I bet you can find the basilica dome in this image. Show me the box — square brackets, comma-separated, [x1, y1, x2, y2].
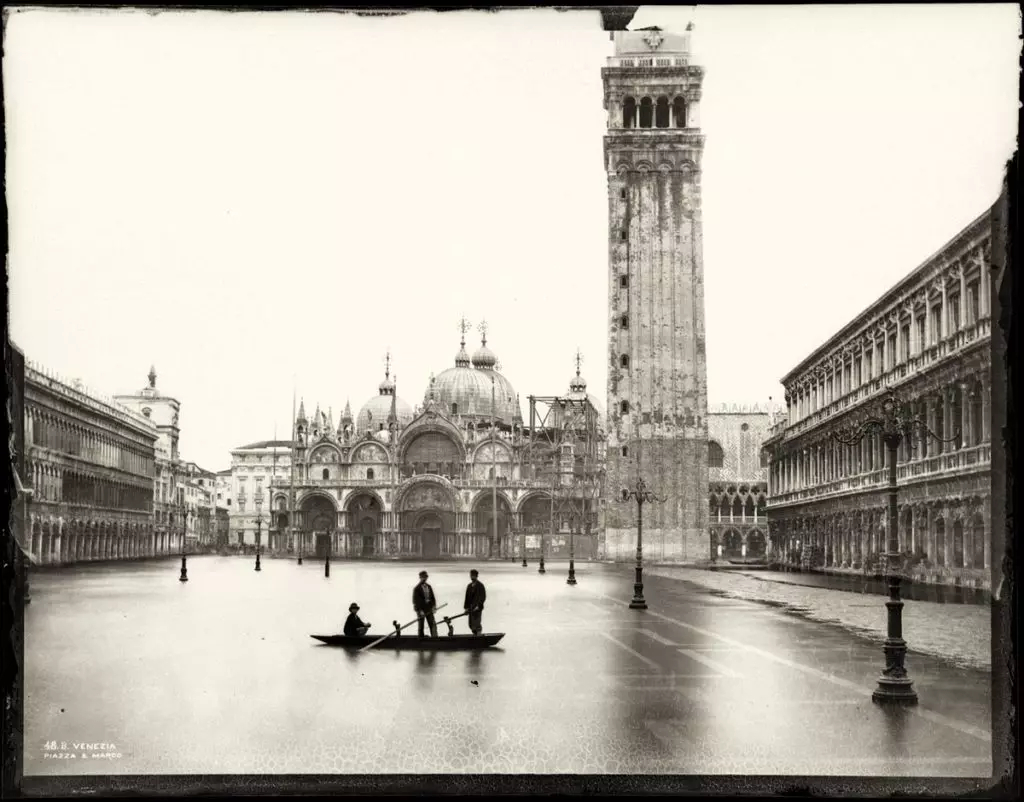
[357, 365, 413, 435]
[430, 332, 521, 425]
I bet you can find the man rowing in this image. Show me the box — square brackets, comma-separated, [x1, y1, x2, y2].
[412, 570, 439, 638]
[343, 603, 371, 636]
[464, 569, 486, 635]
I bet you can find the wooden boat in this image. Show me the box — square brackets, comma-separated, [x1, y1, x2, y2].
[311, 633, 504, 650]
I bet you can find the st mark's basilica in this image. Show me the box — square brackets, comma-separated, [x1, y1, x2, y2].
[264, 321, 606, 562]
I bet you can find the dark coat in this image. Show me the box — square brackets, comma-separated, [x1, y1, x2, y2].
[344, 612, 369, 636]
[464, 580, 486, 611]
[412, 582, 437, 613]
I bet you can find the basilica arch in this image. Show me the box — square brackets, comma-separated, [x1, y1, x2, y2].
[345, 490, 384, 557]
[472, 490, 512, 555]
[398, 421, 466, 479]
[396, 477, 457, 559]
[299, 492, 338, 559]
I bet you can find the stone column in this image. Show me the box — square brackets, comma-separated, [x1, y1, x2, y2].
[981, 379, 991, 442]
[925, 300, 933, 347]
[940, 282, 949, 339]
[960, 383, 971, 449]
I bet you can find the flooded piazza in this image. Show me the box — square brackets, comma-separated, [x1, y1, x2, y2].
[23, 557, 992, 779]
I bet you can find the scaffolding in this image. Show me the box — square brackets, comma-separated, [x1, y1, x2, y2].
[523, 395, 604, 554]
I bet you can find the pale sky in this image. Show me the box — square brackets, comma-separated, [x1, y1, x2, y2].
[6, 5, 1019, 471]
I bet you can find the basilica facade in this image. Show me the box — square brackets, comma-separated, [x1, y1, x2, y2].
[267, 327, 605, 561]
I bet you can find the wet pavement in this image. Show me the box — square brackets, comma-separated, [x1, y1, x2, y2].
[646, 566, 992, 671]
[24, 558, 992, 777]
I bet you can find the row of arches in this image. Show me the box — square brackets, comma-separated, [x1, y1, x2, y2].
[28, 459, 153, 512]
[28, 514, 177, 565]
[622, 95, 688, 129]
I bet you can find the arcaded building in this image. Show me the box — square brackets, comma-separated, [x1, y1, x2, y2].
[764, 204, 995, 589]
[23, 362, 161, 565]
[602, 25, 710, 564]
[707, 405, 770, 561]
[266, 328, 604, 561]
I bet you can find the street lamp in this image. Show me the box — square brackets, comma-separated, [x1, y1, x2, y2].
[324, 528, 331, 578]
[254, 492, 265, 573]
[620, 477, 664, 610]
[567, 517, 578, 586]
[179, 507, 191, 582]
[521, 528, 528, 567]
[832, 387, 957, 706]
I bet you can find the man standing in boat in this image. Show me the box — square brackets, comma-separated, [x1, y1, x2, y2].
[343, 603, 371, 636]
[412, 570, 439, 638]
[464, 569, 486, 635]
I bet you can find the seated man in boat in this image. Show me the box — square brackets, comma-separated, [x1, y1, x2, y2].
[464, 569, 486, 635]
[343, 603, 371, 637]
[412, 571, 439, 638]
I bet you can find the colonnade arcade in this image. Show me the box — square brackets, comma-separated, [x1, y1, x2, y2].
[28, 514, 174, 566]
[770, 493, 989, 587]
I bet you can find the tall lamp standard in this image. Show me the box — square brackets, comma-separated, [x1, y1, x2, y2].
[325, 528, 331, 578]
[179, 507, 192, 583]
[831, 388, 956, 706]
[254, 491, 265, 573]
[620, 478, 664, 610]
[566, 515, 578, 586]
[521, 528, 528, 567]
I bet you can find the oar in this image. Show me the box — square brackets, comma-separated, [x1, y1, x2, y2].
[360, 603, 449, 652]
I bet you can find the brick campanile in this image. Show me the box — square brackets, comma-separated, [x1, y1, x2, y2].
[602, 26, 709, 564]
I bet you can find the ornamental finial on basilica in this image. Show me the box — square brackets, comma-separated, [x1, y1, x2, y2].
[341, 399, 353, 425]
[472, 319, 498, 370]
[297, 398, 307, 426]
[326, 406, 335, 434]
[569, 349, 588, 395]
[379, 351, 395, 395]
[148, 365, 157, 389]
[455, 317, 472, 367]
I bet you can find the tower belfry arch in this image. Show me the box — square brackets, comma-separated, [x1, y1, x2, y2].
[602, 23, 709, 562]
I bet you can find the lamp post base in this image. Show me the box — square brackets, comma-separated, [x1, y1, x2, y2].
[179, 555, 188, 583]
[297, 555, 303, 565]
[567, 559, 577, 585]
[325, 557, 330, 578]
[254, 552, 262, 572]
[872, 678, 918, 705]
[628, 595, 647, 610]
[538, 556, 545, 574]
[521, 558, 528, 567]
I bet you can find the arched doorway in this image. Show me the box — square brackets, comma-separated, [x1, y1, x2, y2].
[301, 495, 337, 559]
[723, 529, 742, 559]
[747, 530, 767, 559]
[934, 517, 946, 567]
[347, 493, 381, 557]
[473, 493, 511, 558]
[971, 515, 986, 570]
[399, 481, 456, 560]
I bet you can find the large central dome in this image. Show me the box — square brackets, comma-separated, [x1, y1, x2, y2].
[430, 329, 520, 424]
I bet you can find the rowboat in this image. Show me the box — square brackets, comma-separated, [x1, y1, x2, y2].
[311, 633, 504, 650]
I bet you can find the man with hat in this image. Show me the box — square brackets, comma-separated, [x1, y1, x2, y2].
[343, 603, 371, 637]
[412, 570, 439, 638]
[464, 569, 486, 635]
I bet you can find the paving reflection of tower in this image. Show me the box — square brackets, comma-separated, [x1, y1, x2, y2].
[602, 23, 709, 562]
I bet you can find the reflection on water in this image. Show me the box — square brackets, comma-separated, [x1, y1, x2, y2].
[757, 570, 990, 605]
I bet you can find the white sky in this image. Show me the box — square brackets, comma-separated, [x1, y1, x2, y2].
[6, 5, 1019, 471]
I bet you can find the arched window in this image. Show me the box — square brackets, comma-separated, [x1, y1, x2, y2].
[672, 97, 686, 128]
[322, 468, 329, 480]
[620, 400, 630, 415]
[638, 97, 653, 128]
[620, 354, 630, 368]
[708, 440, 725, 468]
[655, 96, 670, 128]
[622, 96, 636, 128]
[366, 468, 374, 480]
[620, 314, 629, 330]
[621, 446, 628, 457]
[952, 519, 965, 568]
[934, 518, 946, 567]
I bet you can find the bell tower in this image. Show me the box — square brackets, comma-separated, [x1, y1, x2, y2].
[602, 24, 709, 563]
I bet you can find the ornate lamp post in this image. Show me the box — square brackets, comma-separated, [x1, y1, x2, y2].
[179, 507, 191, 583]
[521, 528, 528, 567]
[620, 478, 664, 610]
[254, 491, 265, 573]
[566, 516, 578, 586]
[324, 528, 331, 578]
[832, 388, 956, 706]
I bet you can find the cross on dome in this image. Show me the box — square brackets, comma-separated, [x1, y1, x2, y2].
[458, 316, 470, 347]
[575, 348, 584, 376]
[478, 319, 488, 346]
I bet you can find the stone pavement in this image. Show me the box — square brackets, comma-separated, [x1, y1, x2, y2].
[645, 566, 991, 671]
[23, 558, 992, 782]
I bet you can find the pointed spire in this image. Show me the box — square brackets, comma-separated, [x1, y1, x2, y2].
[388, 375, 398, 426]
[327, 406, 335, 432]
[341, 399, 353, 425]
[297, 398, 307, 425]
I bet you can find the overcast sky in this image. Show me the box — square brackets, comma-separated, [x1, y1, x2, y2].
[6, 5, 1019, 471]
